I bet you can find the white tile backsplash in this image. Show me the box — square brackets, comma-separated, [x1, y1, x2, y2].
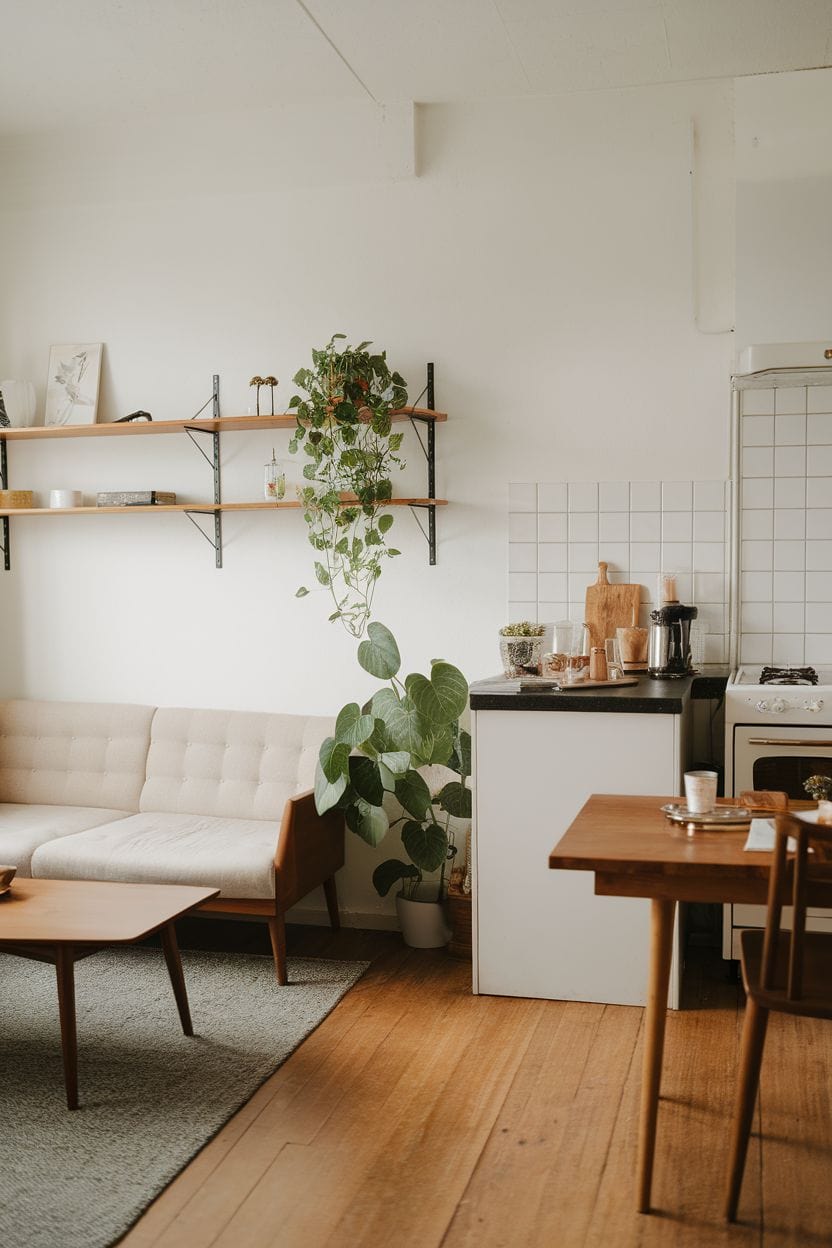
[538, 512, 567, 542]
[775, 386, 806, 415]
[742, 389, 775, 416]
[774, 477, 806, 508]
[630, 481, 661, 511]
[808, 386, 832, 414]
[508, 478, 731, 661]
[742, 446, 774, 477]
[694, 480, 727, 511]
[567, 483, 598, 513]
[773, 570, 805, 601]
[742, 416, 774, 446]
[568, 512, 598, 542]
[742, 478, 774, 509]
[662, 512, 693, 542]
[741, 510, 773, 540]
[509, 512, 537, 543]
[509, 483, 537, 513]
[508, 543, 537, 573]
[808, 413, 832, 444]
[775, 412, 806, 445]
[537, 482, 567, 513]
[773, 540, 805, 571]
[807, 510, 832, 540]
[630, 512, 661, 542]
[807, 478, 832, 508]
[809, 445, 832, 476]
[539, 542, 567, 572]
[662, 481, 693, 511]
[740, 571, 773, 602]
[599, 481, 630, 511]
[774, 509, 805, 539]
[774, 445, 806, 477]
[599, 511, 629, 542]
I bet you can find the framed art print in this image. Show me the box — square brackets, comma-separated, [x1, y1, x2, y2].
[44, 343, 103, 426]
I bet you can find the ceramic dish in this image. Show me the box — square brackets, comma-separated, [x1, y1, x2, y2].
[660, 803, 752, 830]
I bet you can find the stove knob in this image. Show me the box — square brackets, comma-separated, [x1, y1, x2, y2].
[804, 699, 824, 713]
[770, 698, 787, 714]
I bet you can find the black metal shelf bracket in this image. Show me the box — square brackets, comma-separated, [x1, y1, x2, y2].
[406, 361, 437, 565]
[0, 441, 9, 571]
[183, 374, 222, 567]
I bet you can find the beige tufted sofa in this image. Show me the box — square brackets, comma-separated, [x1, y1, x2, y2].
[0, 699, 344, 983]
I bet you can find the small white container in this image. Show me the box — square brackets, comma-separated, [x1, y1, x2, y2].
[684, 770, 718, 815]
[49, 489, 83, 509]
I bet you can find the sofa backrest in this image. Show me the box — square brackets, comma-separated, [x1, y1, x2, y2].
[139, 707, 334, 822]
[0, 699, 155, 810]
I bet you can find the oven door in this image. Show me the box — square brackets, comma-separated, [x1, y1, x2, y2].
[733, 723, 832, 799]
[724, 722, 832, 958]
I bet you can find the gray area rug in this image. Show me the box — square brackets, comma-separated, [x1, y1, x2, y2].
[0, 946, 368, 1248]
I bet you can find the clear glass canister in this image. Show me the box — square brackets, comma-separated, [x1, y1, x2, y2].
[264, 450, 285, 502]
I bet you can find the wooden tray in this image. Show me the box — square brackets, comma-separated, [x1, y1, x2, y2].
[517, 676, 640, 691]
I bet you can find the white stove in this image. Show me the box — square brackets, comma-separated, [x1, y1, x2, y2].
[723, 663, 832, 959]
[726, 665, 831, 727]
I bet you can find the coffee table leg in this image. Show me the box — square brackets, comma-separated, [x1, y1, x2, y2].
[161, 922, 194, 1036]
[55, 945, 79, 1111]
[636, 897, 676, 1213]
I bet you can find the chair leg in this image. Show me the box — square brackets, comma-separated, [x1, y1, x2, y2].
[725, 998, 769, 1222]
[323, 875, 341, 930]
[268, 912, 288, 985]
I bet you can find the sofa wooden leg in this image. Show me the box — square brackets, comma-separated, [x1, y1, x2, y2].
[323, 876, 341, 930]
[268, 913, 288, 985]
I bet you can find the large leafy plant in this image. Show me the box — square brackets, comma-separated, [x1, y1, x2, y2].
[314, 623, 471, 901]
[289, 334, 408, 638]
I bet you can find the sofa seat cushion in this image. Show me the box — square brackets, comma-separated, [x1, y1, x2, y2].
[30, 812, 280, 900]
[0, 804, 133, 877]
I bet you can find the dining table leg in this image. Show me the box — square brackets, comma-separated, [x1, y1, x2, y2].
[636, 897, 676, 1213]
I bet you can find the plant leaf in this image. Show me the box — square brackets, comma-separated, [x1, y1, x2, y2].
[349, 756, 384, 806]
[449, 729, 472, 779]
[314, 760, 347, 814]
[335, 703, 375, 748]
[395, 769, 432, 819]
[372, 858, 419, 897]
[378, 514, 394, 534]
[346, 798, 388, 847]
[379, 750, 410, 775]
[383, 696, 432, 758]
[437, 781, 472, 819]
[295, 586, 309, 598]
[319, 737, 350, 784]
[402, 821, 448, 872]
[428, 725, 454, 766]
[357, 621, 401, 679]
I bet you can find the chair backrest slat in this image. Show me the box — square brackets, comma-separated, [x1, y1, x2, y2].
[769, 811, 832, 1001]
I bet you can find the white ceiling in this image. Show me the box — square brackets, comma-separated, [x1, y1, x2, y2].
[1, 0, 831, 133]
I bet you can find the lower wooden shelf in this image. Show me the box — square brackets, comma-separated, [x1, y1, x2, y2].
[0, 498, 448, 517]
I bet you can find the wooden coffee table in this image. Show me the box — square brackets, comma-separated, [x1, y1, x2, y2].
[0, 877, 219, 1109]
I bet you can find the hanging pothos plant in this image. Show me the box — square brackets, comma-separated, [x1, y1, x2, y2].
[289, 334, 408, 638]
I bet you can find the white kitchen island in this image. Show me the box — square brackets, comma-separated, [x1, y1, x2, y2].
[470, 676, 715, 1008]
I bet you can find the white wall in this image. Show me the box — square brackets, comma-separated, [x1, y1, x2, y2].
[0, 83, 735, 922]
[735, 68, 832, 350]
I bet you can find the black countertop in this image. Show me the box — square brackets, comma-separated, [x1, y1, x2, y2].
[469, 668, 729, 714]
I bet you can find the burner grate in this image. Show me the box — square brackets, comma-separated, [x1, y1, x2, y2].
[759, 665, 819, 686]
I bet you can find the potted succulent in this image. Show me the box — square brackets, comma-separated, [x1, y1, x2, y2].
[289, 334, 408, 639]
[313, 622, 470, 948]
[499, 620, 546, 677]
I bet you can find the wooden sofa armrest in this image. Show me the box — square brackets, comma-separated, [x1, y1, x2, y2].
[273, 789, 345, 911]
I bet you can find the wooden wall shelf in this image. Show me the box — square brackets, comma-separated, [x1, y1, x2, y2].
[0, 407, 447, 443]
[0, 498, 448, 518]
[0, 365, 446, 571]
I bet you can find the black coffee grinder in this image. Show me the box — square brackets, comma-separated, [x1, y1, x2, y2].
[647, 603, 698, 678]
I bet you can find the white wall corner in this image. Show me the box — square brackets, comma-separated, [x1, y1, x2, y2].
[377, 100, 418, 179]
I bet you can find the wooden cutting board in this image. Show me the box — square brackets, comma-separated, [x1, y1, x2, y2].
[584, 562, 642, 650]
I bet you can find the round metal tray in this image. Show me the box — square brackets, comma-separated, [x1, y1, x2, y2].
[660, 803, 752, 830]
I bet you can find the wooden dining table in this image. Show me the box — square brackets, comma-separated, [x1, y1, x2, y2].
[548, 792, 831, 1215]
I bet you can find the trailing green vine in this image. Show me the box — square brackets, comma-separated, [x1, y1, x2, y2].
[289, 334, 408, 638]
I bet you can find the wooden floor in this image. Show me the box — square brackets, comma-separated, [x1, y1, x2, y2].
[123, 924, 832, 1248]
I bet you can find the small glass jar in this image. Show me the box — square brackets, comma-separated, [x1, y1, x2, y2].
[264, 450, 285, 502]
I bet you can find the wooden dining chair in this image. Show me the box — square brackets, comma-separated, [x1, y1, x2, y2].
[725, 811, 832, 1222]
